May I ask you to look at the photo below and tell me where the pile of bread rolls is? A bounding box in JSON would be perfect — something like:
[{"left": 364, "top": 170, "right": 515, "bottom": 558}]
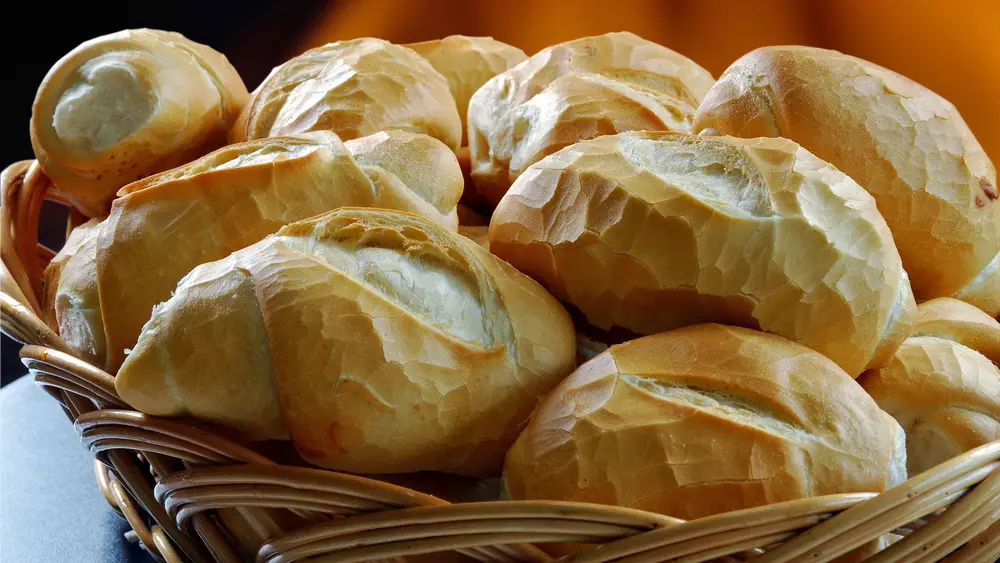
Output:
[{"left": 30, "top": 28, "right": 998, "bottom": 522}]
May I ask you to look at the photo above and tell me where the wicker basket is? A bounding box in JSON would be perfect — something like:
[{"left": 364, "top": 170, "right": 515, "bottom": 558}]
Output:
[{"left": 2, "top": 160, "right": 999, "bottom": 563}]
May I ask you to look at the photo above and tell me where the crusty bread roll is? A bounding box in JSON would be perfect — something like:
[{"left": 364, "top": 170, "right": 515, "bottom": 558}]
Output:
[
  {"left": 116, "top": 208, "right": 576, "bottom": 475},
  {"left": 503, "top": 324, "right": 907, "bottom": 520},
  {"left": 30, "top": 29, "right": 248, "bottom": 217},
  {"left": 913, "top": 298, "right": 1000, "bottom": 364},
  {"left": 406, "top": 35, "right": 527, "bottom": 146},
  {"left": 467, "top": 32, "right": 715, "bottom": 205},
  {"left": 693, "top": 46, "right": 999, "bottom": 314},
  {"left": 859, "top": 336, "right": 1000, "bottom": 475},
  {"left": 489, "top": 131, "right": 915, "bottom": 377},
  {"left": 42, "top": 219, "right": 105, "bottom": 366},
  {"left": 98, "top": 130, "right": 462, "bottom": 370},
  {"left": 343, "top": 130, "right": 463, "bottom": 228},
  {"left": 230, "top": 38, "right": 461, "bottom": 150}
]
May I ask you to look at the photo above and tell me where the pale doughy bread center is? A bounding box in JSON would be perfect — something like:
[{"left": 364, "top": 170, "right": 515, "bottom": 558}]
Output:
[
  {"left": 617, "top": 136, "right": 774, "bottom": 217},
  {"left": 622, "top": 373, "right": 906, "bottom": 487},
  {"left": 279, "top": 237, "right": 491, "bottom": 344},
  {"left": 53, "top": 56, "right": 156, "bottom": 152},
  {"left": 622, "top": 375, "right": 811, "bottom": 443}
]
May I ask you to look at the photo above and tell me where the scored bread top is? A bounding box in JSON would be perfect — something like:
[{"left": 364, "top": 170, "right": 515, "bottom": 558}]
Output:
[
  {"left": 116, "top": 208, "right": 576, "bottom": 475},
  {"left": 503, "top": 324, "right": 907, "bottom": 520},
  {"left": 30, "top": 29, "right": 249, "bottom": 217},
  {"left": 467, "top": 31, "right": 715, "bottom": 205},
  {"left": 489, "top": 131, "right": 915, "bottom": 377},
  {"left": 98, "top": 130, "right": 461, "bottom": 371},
  {"left": 231, "top": 38, "right": 461, "bottom": 150},
  {"left": 693, "top": 46, "right": 999, "bottom": 310}
]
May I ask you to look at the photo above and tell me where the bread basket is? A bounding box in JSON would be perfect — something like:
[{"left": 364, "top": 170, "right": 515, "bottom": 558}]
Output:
[{"left": 3, "top": 159, "right": 999, "bottom": 563}]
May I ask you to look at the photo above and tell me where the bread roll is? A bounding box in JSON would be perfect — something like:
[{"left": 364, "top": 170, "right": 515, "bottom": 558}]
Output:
[
  {"left": 913, "top": 298, "right": 1000, "bottom": 364},
  {"left": 343, "top": 130, "right": 463, "bottom": 228},
  {"left": 116, "top": 208, "right": 576, "bottom": 475},
  {"left": 468, "top": 32, "right": 715, "bottom": 205},
  {"left": 42, "top": 219, "right": 105, "bottom": 366},
  {"left": 98, "top": 130, "right": 461, "bottom": 370},
  {"left": 859, "top": 336, "right": 1000, "bottom": 475},
  {"left": 503, "top": 324, "right": 907, "bottom": 520},
  {"left": 489, "top": 132, "right": 915, "bottom": 377},
  {"left": 230, "top": 38, "right": 461, "bottom": 150},
  {"left": 30, "top": 29, "right": 248, "bottom": 217},
  {"left": 406, "top": 36, "right": 527, "bottom": 146},
  {"left": 693, "top": 46, "right": 999, "bottom": 313}
]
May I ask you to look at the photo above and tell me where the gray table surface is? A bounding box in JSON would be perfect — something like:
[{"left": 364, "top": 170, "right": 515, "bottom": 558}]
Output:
[{"left": 1, "top": 374, "right": 149, "bottom": 563}]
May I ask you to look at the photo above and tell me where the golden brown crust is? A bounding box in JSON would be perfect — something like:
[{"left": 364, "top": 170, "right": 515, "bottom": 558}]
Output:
[
  {"left": 116, "top": 208, "right": 576, "bottom": 475},
  {"left": 457, "top": 225, "right": 489, "bottom": 249},
  {"left": 468, "top": 32, "right": 715, "bottom": 205},
  {"left": 98, "top": 131, "right": 461, "bottom": 370},
  {"left": 489, "top": 131, "right": 914, "bottom": 376},
  {"left": 30, "top": 29, "right": 248, "bottom": 217},
  {"left": 406, "top": 36, "right": 527, "bottom": 146},
  {"left": 912, "top": 298, "right": 1000, "bottom": 364},
  {"left": 859, "top": 336, "right": 1000, "bottom": 474},
  {"left": 693, "top": 46, "right": 1000, "bottom": 309},
  {"left": 43, "top": 219, "right": 106, "bottom": 367},
  {"left": 504, "top": 324, "right": 906, "bottom": 520},
  {"left": 230, "top": 38, "right": 461, "bottom": 150}
]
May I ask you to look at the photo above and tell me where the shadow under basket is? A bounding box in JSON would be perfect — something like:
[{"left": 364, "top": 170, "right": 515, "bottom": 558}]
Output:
[{"left": 3, "top": 159, "right": 1000, "bottom": 563}]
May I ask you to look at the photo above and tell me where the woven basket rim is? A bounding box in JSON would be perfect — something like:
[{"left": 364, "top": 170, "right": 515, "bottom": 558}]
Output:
[{"left": 3, "top": 159, "right": 999, "bottom": 563}]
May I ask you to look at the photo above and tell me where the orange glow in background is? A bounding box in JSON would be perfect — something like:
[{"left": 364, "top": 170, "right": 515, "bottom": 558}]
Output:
[{"left": 297, "top": 0, "right": 1000, "bottom": 162}]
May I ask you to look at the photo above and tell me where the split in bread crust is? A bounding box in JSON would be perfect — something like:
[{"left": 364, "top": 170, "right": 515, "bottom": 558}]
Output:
[
  {"left": 504, "top": 324, "right": 907, "bottom": 520},
  {"left": 693, "top": 46, "right": 999, "bottom": 312},
  {"left": 231, "top": 38, "right": 462, "bottom": 150},
  {"left": 468, "top": 31, "right": 715, "bottom": 205},
  {"left": 489, "top": 131, "right": 915, "bottom": 377},
  {"left": 115, "top": 208, "right": 576, "bottom": 476},
  {"left": 96, "top": 130, "right": 462, "bottom": 370}
]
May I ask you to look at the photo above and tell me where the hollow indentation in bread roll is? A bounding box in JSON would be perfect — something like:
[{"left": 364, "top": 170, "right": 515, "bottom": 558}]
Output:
[
  {"left": 31, "top": 29, "right": 249, "bottom": 217},
  {"left": 53, "top": 57, "right": 156, "bottom": 152}
]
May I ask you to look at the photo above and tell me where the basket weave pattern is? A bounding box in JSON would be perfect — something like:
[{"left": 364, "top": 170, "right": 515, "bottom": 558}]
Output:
[{"left": 2, "top": 160, "right": 999, "bottom": 563}]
